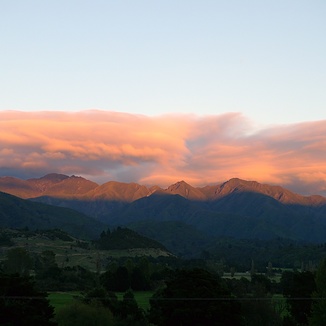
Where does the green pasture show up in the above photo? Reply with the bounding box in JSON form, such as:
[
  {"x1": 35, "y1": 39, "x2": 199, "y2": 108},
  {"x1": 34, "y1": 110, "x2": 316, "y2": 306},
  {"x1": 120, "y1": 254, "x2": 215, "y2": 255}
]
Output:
[
  {"x1": 48, "y1": 292, "x2": 82, "y2": 312},
  {"x1": 49, "y1": 291, "x2": 154, "y2": 313}
]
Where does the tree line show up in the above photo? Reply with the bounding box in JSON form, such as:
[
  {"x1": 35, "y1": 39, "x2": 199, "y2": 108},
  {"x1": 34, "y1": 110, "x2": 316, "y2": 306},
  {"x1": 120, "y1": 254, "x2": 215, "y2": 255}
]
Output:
[
  {"x1": 2, "y1": 245, "x2": 326, "y2": 325},
  {"x1": 3, "y1": 226, "x2": 326, "y2": 325},
  {"x1": 2, "y1": 264, "x2": 326, "y2": 325}
]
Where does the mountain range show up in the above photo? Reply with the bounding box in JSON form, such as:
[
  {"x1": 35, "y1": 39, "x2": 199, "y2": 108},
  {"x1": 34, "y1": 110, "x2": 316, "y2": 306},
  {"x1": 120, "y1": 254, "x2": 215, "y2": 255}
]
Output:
[
  {"x1": 1, "y1": 173, "x2": 325, "y2": 205},
  {"x1": 1, "y1": 173, "x2": 326, "y2": 249}
]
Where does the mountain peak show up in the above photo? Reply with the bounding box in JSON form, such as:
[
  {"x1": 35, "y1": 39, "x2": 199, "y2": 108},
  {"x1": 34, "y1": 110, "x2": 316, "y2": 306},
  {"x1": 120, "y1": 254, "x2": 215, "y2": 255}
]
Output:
[
  {"x1": 212, "y1": 178, "x2": 250, "y2": 196},
  {"x1": 166, "y1": 180, "x2": 206, "y2": 200},
  {"x1": 167, "y1": 180, "x2": 189, "y2": 189},
  {"x1": 214, "y1": 178, "x2": 324, "y2": 205},
  {"x1": 38, "y1": 173, "x2": 69, "y2": 182}
]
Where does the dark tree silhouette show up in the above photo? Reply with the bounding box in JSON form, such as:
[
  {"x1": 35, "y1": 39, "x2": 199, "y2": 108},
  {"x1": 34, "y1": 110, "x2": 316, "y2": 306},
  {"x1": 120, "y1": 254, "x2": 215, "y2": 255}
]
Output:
[
  {"x1": 281, "y1": 271, "x2": 316, "y2": 325},
  {"x1": 310, "y1": 259, "x2": 326, "y2": 325},
  {"x1": 3, "y1": 247, "x2": 32, "y2": 276},
  {"x1": 0, "y1": 273, "x2": 55, "y2": 326},
  {"x1": 149, "y1": 268, "x2": 242, "y2": 326}
]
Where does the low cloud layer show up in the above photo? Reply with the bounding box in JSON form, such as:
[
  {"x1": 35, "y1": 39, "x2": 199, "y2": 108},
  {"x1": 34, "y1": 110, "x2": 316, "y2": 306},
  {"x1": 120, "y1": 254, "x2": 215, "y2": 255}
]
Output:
[{"x1": 1, "y1": 110, "x2": 326, "y2": 195}]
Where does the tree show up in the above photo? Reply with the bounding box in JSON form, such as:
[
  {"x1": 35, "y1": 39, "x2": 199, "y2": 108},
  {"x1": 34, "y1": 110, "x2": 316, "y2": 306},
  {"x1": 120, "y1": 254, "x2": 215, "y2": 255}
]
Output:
[
  {"x1": 124, "y1": 258, "x2": 134, "y2": 274},
  {"x1": 251, "y1": 274, "x2": 272, "y2": 293},
  {"x1": 250, "y1": 259, "x2": 256, "y2": 277},
  {"x1": 309, "y1": 259, "x2": 326, "y2": 325},
  {"x1": 35, "y1": 250, "x2": 60, "y2": 278},
  {"x1": 281, "y1": 271, "x2": 316, "y2": 325},
  {"x1": 55, "y1": 301, "x2": 114, "y2": 326},
  {"x1": 267, "y1": 261, "x2": 274, "y2": 277},
  {"x1": 115, "y1": 266, "x2": 130, "y2": 292},
  {"x1": 83, "y1": 286, "x2": 118, "y2": 315},
  {"x1": 241, "y1": 274, "x2": 281, "y2": 326},
  {"x1": 131, "y1": 267, "x2": 150, "y2": 291},
  {"x1": 149, "y1": 268, "x2": 242, "y2": 326},
  {"x1": 81, "y1": 287, "x2": 147, "y2": 325},
  {"x1": 116, "y1": 289, "x2": 145, "y2": 322},
  {"x1": 100, "y1": 266, "x2": 130, "y2": 292},
  {"x1": 34, "y1": 250, "x2": 62, "y2": 290},
  {"x1": 0, "y1": 231, "x2": 14, "y2": 246},
  {"x1": 3, "y1": 247, "x2": 33, "y2": 276},
  {"x1": 0, "y1": 273, "x2": 55, "y2": 326},
  {"x1": 100, "y1": 270, "x2": 116, "y2": 292}
]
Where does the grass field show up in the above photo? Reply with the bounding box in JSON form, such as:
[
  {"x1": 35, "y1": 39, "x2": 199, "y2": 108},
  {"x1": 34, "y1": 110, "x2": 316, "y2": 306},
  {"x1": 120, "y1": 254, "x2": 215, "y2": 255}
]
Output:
[
  {"x1": 49, "y1": 290, "x2": 154, "y2": 313},
  {"x1": 48, "y1": 292, "x2": 82, "y2": 312}
]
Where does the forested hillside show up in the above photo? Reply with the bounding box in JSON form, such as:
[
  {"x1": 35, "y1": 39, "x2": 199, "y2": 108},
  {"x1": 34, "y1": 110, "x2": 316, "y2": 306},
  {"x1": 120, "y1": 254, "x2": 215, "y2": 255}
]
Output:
[{"x1": 0, "y1": 191, "x2": 105, "y2": 239}]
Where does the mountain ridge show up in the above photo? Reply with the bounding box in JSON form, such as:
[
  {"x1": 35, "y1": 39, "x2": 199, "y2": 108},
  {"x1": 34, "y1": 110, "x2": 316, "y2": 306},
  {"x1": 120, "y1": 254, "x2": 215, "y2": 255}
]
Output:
[
  {"x1": 2, "y1": 173, "x2": 326, "y2": 248},
  {"x1": 0, "y1": 173, "x2": 325, "y2": 207}
]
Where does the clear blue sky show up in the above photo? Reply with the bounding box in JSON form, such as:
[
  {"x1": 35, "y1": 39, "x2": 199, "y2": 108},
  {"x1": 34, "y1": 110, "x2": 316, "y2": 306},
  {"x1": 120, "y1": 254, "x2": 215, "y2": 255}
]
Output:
[{"x1": 1, "y1": 0, "x2": 325, "y2": 125}]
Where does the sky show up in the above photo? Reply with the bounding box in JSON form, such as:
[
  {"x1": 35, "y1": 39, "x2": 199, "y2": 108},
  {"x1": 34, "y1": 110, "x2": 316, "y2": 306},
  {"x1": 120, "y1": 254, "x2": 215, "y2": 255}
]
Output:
[{"x1": 1, "y1": 1, "x2": 326, "y2": 195}]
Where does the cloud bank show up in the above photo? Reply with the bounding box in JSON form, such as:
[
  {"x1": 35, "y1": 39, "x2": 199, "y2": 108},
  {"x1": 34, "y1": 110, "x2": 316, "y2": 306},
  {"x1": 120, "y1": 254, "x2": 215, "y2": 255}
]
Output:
[{"x1": 1, "y1": 110, "x2": 326, "y2": 195}]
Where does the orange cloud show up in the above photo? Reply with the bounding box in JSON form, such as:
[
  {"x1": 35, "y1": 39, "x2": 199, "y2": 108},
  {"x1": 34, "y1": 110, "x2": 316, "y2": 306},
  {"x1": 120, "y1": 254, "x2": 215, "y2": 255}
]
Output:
[{"x1": 1, "y1": 110, "x2": 326, "y2": 195}]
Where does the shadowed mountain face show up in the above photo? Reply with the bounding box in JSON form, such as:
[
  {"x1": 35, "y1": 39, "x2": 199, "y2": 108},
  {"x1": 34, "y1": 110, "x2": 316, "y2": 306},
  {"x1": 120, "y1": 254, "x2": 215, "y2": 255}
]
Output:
[
  {"x1": 0, "y1": 191, "x2": 105, "y2": 239},
  {"x1": 1, "y1": 174, "x2": 326, "y2": 243}
]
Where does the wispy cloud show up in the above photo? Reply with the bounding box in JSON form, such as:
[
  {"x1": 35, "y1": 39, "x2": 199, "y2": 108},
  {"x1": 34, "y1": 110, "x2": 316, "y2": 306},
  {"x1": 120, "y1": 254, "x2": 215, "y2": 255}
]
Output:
[{"x1": 1, "y1": 110, "x2": 326, "y2": 195}]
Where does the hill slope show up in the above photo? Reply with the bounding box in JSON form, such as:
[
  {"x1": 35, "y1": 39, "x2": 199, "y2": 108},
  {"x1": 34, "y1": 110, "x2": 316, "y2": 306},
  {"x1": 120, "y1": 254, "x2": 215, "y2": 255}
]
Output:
[
  {"x1": 0, "y1": 191, "x2": 105, "y2": 239},
  {"x1": 96, "y1": 227, "x2": 168, "y2": 251}
]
